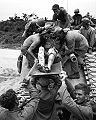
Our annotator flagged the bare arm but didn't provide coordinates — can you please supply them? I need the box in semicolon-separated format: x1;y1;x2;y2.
21;34;40;58
28;33;40;53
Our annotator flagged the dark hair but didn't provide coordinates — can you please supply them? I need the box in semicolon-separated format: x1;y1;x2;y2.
75;83;90;95
0;89;17;110
52;4;59;10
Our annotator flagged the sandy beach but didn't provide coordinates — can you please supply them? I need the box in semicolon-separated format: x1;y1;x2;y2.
0;48;21;95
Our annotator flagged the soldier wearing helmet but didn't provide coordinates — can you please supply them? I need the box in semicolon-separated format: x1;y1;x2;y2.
81;18;90;27
71;9;82;29
79;18;95;54
74;9;79;14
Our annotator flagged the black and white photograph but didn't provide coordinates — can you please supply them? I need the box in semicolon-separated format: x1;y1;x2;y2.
0;0;96;120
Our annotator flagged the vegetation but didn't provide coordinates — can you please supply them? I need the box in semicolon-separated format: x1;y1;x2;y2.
0;13;38;49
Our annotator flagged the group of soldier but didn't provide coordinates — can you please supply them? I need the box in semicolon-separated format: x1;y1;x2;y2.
0;3;96;120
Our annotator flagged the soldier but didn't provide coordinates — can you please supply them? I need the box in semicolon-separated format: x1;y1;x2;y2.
59;78;93;120
22;25;66;80
52;4;70;28
20;19;50;80
56;28;89;79
79;18;96;54
0;79;39;120
31;74;62;120
71;9;82;29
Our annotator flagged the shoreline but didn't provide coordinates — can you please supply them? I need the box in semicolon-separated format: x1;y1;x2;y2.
0;43;21;50
0;47;21;94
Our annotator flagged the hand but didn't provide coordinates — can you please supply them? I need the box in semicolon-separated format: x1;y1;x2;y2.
88;49;92;54
23;76;31;83
22;76;32;87
59;70;67;81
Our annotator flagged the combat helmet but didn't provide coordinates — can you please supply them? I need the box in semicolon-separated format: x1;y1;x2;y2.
36;18;45;27
81;18;90;26
74;9;79;13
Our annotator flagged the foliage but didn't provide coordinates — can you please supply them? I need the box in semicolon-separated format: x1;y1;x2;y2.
0;13;39;49
0;18;26;49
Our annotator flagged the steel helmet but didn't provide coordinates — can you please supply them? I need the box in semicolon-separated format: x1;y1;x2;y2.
82;18;90;24
36;18;45;27
74;9;79;13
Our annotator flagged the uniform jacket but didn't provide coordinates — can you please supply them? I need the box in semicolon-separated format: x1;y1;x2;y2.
65;30;89;57
72;14;82;26
60;82;93;120
79;26;96;48
52;8;70;28
32;78;62;120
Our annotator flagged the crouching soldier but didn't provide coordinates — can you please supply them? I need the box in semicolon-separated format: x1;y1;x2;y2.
56;28;89;79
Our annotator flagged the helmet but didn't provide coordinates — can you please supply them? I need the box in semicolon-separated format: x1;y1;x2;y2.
82;18;90;24
74;9;79;13
36;18;45;27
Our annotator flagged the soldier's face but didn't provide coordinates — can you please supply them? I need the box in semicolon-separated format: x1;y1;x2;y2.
53;9;59;15
75;89;86;104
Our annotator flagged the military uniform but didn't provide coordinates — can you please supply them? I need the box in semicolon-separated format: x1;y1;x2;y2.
62;85;93;120
32;75;62;120
0;85;39;120
80;26;95;49
62;30;89;78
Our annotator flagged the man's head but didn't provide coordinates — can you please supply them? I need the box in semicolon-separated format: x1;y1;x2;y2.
36;75;50;88
74;9;79;14
35;75;59;90
36;18;45;27
0;89;19;110
52;4;60;15
75;83;90;104
81;18;90;28
53;26;67;39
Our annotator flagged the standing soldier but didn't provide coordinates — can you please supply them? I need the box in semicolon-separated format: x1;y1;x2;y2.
71;9;82;29
79;18;96;54
52;4;70;28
